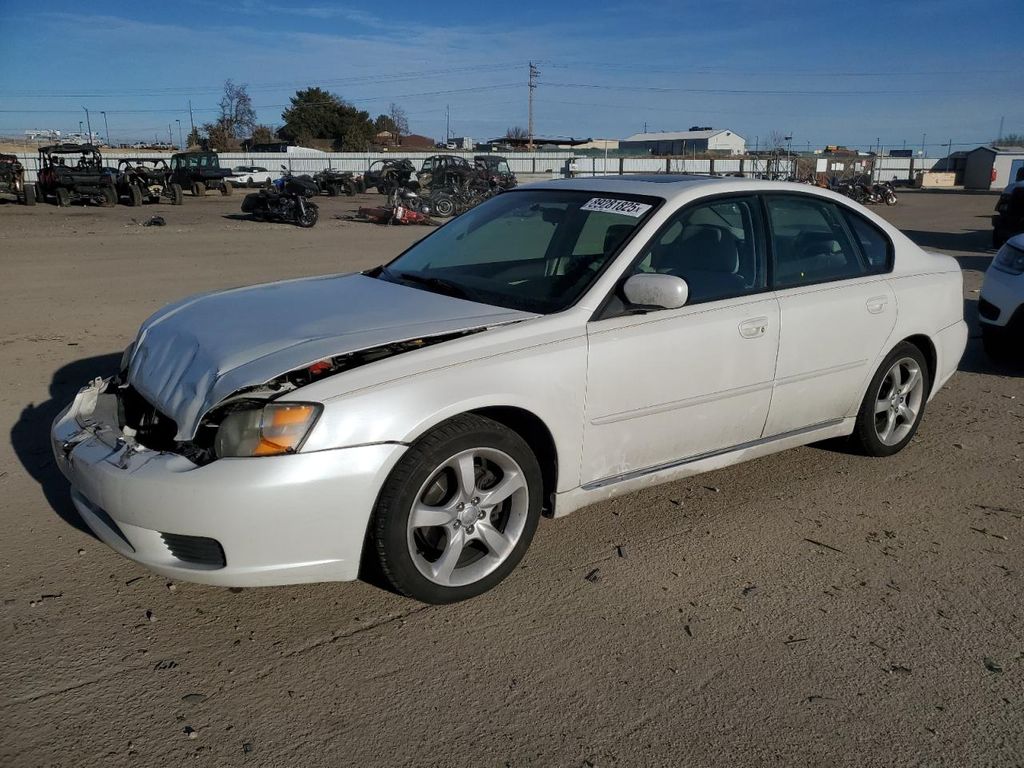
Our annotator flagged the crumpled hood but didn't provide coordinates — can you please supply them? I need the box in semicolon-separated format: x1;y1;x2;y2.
127;273;535;440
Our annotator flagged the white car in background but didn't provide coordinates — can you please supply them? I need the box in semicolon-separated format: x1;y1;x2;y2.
51;176;967;603
228;165;274;187
978;233;1024;358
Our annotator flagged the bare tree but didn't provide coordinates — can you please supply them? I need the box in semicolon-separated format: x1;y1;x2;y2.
388;103;409;146
218;80;257;139
766;130;788;150
506;126;528;140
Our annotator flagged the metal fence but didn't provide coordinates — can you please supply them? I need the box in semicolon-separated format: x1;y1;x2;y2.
10;148;949;184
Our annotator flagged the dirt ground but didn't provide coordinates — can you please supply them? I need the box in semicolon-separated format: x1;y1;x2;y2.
1;188;1021;768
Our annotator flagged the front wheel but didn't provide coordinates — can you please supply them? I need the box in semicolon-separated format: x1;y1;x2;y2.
296;202;318;228
221;180;233;196
128;184;143;207
102;185;117;207
170;183;183;205
55;187;70;207
372;414;543;603
22;185;36;205
885;192;897;206
192;181;205;197
849;342;929;456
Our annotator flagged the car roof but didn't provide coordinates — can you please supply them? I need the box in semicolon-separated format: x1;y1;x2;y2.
525;174;845;202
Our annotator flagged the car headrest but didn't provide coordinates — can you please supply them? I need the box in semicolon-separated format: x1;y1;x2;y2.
675;226;739;273
603;224;634;255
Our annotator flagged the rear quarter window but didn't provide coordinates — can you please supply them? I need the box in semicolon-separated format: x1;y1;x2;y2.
841;208;894;273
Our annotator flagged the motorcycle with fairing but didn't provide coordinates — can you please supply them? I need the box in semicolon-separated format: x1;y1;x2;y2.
240;166;320;227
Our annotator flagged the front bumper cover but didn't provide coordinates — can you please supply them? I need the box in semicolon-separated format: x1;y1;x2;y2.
51;379;405;586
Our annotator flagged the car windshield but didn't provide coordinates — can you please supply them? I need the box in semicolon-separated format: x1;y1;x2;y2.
378;189;659;314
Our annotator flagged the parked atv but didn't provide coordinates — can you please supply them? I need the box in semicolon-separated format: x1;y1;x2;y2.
363;159;417;196
36;144;116;207
0;154;35;205
115;159;183;206
168;151;234;197
474;155;517;190
240;168;320;227
313;168;361;196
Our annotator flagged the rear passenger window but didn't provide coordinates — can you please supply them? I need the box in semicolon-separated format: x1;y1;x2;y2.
766;196;866;287
842;209;892;272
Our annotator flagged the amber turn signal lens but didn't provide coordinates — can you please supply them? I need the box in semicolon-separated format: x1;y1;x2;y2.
253;404;319;456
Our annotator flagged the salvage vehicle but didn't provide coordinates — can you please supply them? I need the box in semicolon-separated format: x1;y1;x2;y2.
474;155;517;190
977;232;1024;359
363;158;417;195
115;159;183;206
313;167;361;196
51;176;967;604
169;151;233;196
36;144;116;207
0;153;35;204
239;168;320;227
228;165;274;187
992;180;1024;249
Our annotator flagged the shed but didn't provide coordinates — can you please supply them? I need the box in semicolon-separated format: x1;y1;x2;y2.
963;146;1024;190
620;129;746;156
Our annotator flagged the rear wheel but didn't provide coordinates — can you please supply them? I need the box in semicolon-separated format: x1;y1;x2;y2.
35;183;46;203
22;185;36;205
128;184;143;207
170;183;183;205
373;414;543;604
431;193;455;218
102;185;117;207
192;181;205;197
328;184;340;197
850;342;929;456
221;180;233;196
55;187;70;207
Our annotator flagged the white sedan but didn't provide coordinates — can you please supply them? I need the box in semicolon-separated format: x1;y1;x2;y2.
51;176;968;603
978;233;1024;358
228;165;274;187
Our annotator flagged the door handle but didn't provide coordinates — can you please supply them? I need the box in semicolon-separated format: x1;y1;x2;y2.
738;317;769;339
866;296;888;314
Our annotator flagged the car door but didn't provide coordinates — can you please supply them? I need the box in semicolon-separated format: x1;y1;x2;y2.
762;194;897;436
581;195;780;486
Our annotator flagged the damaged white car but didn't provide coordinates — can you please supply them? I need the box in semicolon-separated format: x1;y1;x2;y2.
52;176;968;603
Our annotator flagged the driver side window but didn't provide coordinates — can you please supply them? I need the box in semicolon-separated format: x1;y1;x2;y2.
631;196;766;304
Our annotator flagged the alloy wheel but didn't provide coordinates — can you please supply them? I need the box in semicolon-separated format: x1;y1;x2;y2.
874;357;924;446
407;448;529;588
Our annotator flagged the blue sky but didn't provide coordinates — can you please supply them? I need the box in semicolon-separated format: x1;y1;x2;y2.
0;0;1021;151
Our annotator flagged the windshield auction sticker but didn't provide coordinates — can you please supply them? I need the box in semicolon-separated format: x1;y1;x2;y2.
581;198;653;217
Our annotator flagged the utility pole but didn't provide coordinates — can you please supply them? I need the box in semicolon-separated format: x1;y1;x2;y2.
188;99;195;134
176;119;183;150
947;138;952;159
921;133;926;156
445;104;450;144
168;124;173;147
997;115;1004;143
527;62;539;151
82;107;92;143
101;111;110;146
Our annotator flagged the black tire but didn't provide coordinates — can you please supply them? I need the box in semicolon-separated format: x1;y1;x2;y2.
344;182;356;197
23;185;36;206
128;184;143;207
170;183;183;205
372;414;543;604
982;324;1019;362
35;183;46;203
328;184;340;197
431;193;455;218
192;181;205;197
296;203;319;228
55;187;70;207
849;341;930;457
355;178;366;194
221;180;233;196
102;185;118;208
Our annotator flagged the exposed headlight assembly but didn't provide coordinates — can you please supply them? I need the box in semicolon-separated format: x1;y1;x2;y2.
214;403;321;458
993;243;1024;276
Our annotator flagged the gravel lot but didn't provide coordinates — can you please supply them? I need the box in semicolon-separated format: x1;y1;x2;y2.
1;188;1021;767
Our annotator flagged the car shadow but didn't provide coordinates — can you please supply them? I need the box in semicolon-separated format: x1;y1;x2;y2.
10;353;122;538
901;228;993;256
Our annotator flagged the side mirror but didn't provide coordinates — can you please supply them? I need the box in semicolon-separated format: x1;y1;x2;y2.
623;273;689;310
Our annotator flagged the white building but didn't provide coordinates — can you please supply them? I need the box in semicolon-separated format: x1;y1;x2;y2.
620;129;746;156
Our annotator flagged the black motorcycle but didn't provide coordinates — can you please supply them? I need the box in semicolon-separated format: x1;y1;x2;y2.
240;167;320;227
